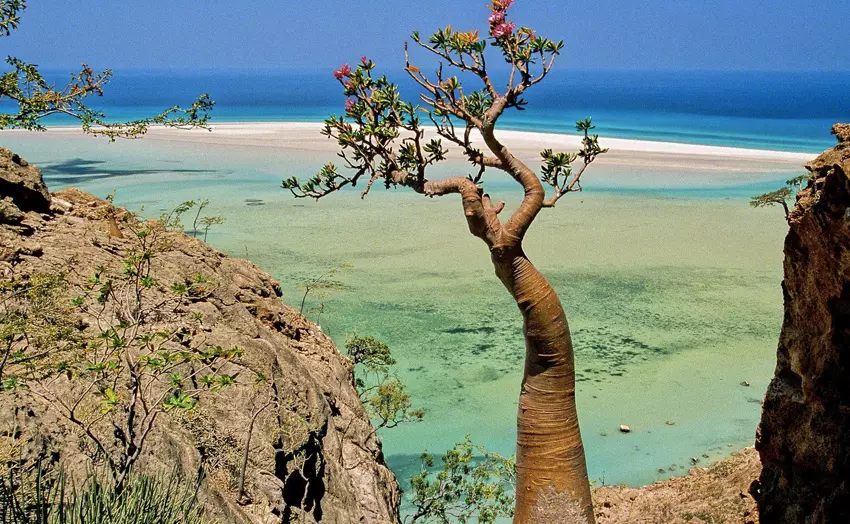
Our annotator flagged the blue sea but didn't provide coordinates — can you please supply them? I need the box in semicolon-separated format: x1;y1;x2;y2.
29;69;850;152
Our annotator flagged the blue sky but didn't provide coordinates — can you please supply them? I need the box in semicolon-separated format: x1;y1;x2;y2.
5;1;850;72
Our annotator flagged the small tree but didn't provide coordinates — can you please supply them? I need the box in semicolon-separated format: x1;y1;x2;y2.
296;264;350;318
750;187;792;220
0;1;213;140
750;174;811;222
190;199;210;237
345;335;423;436
406;437;516;524
199;215;225;242
281;1;605;521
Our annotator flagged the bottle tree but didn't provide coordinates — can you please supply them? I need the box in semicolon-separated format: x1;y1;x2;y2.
282;1;606;522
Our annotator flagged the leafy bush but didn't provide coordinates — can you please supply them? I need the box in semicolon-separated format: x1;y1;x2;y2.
406;436;515;524
344;335;423;433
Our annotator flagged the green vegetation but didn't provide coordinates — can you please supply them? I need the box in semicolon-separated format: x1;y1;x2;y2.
199;215;225;242
406;437;515;524
750;174;812;221
297;264;350;318
186;199;226;241
0;204;239;519
0;1;213;139
0;458;208;524
345;335;424;433
345;336;520;523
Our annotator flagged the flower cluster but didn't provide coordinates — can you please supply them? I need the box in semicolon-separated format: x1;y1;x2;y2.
333;63;352;80
333;58;375;113
488;0;515;39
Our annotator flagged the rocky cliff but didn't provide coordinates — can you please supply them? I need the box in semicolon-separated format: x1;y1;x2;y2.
754;124;850;523
0;148;400;523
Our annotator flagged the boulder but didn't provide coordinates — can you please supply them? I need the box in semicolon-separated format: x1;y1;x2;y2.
0;196;23;224
0;147;50;212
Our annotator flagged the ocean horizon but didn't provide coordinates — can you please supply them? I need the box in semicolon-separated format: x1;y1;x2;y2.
18;69;850;153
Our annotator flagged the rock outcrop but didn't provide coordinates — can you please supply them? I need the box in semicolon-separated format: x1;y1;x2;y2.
0;147;50;213
754;124;850;522
0;149;400;523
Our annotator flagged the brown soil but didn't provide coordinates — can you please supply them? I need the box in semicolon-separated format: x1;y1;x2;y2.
593;448;760;524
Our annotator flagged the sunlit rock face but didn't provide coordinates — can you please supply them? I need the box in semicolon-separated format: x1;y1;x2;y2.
0;152;401;524
755;124;850;523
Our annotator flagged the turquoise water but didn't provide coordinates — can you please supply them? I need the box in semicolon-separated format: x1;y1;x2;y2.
0;130;799;494
19;69;850;152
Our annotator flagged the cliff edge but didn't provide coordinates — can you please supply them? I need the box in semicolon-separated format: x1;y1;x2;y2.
754;124;850;523
0;148;400;523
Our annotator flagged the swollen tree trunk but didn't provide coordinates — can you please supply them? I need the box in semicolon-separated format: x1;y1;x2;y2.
493;247;594;524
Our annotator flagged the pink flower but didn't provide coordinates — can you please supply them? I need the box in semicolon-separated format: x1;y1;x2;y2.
488;10;505;25
345;98;355;112
490;22;515;39
360;56;369;65
333;64;352;80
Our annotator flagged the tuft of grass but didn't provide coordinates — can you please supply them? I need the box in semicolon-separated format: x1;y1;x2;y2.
1;460;210;524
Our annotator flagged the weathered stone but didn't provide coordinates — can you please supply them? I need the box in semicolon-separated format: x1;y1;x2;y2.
18;242;42;256
0;147;50;212
2;179;401;523
833;123;850;144
754;124;850;523
0;196;23;224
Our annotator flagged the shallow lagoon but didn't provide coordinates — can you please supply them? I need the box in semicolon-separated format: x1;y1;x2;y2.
3;131;799;489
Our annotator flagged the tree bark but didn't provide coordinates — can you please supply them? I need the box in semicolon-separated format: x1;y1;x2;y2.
465;125;593;523
492;247;594;524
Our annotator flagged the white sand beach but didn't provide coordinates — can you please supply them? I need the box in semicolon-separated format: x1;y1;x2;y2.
9;121;813;174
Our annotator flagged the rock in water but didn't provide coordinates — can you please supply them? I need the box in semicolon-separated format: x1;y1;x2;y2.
619;424;631;433
754;124;850;523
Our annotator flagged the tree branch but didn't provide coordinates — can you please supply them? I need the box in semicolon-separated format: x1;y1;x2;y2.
479;127;544;243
